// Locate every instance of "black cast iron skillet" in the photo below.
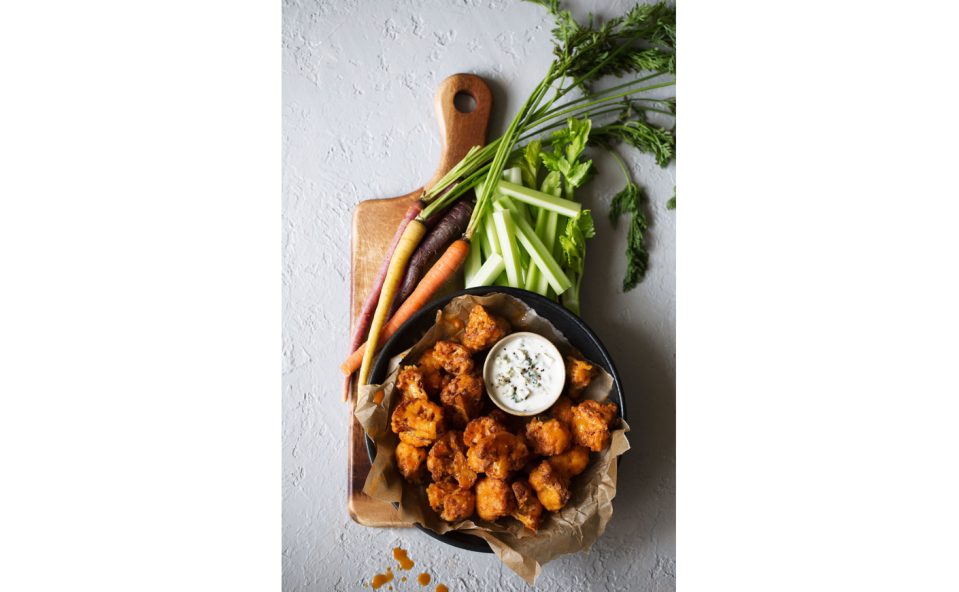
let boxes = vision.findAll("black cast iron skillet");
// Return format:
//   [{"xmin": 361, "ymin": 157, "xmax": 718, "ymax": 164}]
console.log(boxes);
[{"xmin": 366, "ymin": 286, "xmax": 627, "ymax": 553}]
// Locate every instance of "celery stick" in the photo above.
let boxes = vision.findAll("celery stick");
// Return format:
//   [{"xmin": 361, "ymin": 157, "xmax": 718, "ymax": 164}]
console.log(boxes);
[
  {"xmin": 492, "ymin": 210, "xmax": 524, "ymax": 288},
  {"xmin": 494, "ymin": 272, "xmax": 510, "ymax": 286},
  {"xmin": 496, "ymin": 180, "xmax": 581, "ymax": 218},
  {"xmin": 477, "ymin": 218, "xmax": 494, "ymax": 259},
  {"xmin": 483, "ymin": 210, "xmax": 502, "ymax": 256},
  {"xmin": 466, "ymin": 253, "xmax": 505, "ymax": 288},
  {"xmin": 532, "ymin": 184, "xmax": 563, "ymax": 295},
  {"xmin": 492, "ymin": 198, "xmax": 572, "ymax": 294},
  {"xmin": 464, "ymin": 234, "xmax": 483, "ymax": 287},
  {"xmin": 502, "ymin": 168, "xmax": 533, "ymax": 225}
]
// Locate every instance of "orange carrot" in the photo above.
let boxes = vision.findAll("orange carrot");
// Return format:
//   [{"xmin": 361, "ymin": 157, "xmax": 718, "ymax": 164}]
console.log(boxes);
[{"xmin": 340, "ymin": 238, "xmax": 471, "ymax": 376}]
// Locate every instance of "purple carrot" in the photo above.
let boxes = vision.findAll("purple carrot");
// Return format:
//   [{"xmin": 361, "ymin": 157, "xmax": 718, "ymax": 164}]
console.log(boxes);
[
  {"xmin": 342, "ymin": 199, "xmax": 424, "ymax": 402},
  {"xmin": 387, "ymin": 197, "xmax": 475, "ymax": 320}
]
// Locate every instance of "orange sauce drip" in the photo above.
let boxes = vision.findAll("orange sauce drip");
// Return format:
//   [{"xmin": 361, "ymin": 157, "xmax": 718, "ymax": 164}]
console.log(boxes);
[
  {"xmin": 418, "ymin": 573, "xmax": 431, "ymax": 585},
  {"xmin": 374, "ymin": 390, "xmax": 385, "ymax": 405},
  {"xmin": 371, "ymin": 567, "xmax": 393, "ymax": 589},
  {"xmin": 436, "ymin": 585, "xmax": 448, "ymax": 592},
  {"xmin": 392, "ymin": 547, "xmax": 415, "ymax": 570},
  {"xmin": 401, "ymin": 577, "xmax": 406, "ymax": 582}
]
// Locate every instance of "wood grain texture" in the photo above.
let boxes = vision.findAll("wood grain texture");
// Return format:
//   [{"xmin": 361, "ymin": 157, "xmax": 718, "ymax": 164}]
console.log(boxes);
[{"xmin": 348, "ymin": 74, "xmax": 492, "ymax": 527}]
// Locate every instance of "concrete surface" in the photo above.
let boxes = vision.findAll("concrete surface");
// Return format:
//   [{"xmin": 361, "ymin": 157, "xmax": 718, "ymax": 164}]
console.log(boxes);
[{"xmin": 282, "ymin": 0, "xmax": 675, "ymax": 589}]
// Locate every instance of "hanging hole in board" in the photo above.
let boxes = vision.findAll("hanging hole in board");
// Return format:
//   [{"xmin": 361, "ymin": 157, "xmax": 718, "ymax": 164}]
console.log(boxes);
[{"xmin": 454, "ymin": 92, "xmax": 477, "ymax": 114}]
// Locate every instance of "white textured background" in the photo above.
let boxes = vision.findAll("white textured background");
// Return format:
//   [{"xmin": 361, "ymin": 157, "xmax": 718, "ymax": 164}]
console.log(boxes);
[{"xmin": 282, "ymin": 1, "xmax": 676, "ymax": 589}]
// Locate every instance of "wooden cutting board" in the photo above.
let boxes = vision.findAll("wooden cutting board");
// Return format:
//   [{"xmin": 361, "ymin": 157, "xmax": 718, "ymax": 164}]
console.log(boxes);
[{"xmin": 347, "ymin": 73, "xmax": 493, "ymax": 526}]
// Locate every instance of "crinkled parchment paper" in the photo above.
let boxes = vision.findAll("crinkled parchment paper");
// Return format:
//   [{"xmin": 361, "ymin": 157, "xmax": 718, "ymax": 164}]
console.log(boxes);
[{"xmin": 354, "ymin": 293, "xmax": 630, "ymax": 585}]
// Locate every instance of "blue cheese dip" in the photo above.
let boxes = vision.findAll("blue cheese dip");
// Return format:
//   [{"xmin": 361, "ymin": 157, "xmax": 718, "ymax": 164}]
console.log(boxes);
[{"xmin": 485, "ymin": 333, "xmax": 565, "ymax": 414}]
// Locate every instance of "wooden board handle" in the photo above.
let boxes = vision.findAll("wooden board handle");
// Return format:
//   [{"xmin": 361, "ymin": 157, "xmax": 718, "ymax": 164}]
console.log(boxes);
[{"xmin": 425, "ymin": 73, "xmax": 494, "ymax": 191}]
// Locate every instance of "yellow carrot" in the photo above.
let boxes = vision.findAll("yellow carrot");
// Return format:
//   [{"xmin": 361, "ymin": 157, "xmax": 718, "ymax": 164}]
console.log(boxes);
[{"xmin": 356, "ymin": 220, "xmax": 427, "ymax": 387}]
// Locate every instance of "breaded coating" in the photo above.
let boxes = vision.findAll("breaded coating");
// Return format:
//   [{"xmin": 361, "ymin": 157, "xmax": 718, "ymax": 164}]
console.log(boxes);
[
  {"xmin": 432, "ymin": 341, "xmax": 475, "ymax": 375},
  {"xmin": 391, "ymin": 397, "xmax": 445, "ymax": 447},
  {"xmin": 427, "ymin": 478, "xmax": 475, "ymax": 522},
  {"xmin": 463, "ymin": 415, "xmax": 508, "ymax": 448},
  {"xmin": 439, "ymin": 371, "xmax": 485, "ymax": 429},
  {"xmin": 565, "ymin": 357, "xmax": 599, "ymax": 399},
  {"xmin": 510, "ymin": 478, "xmax": 545, "ymax": 531},
  {"xmin": 548, "ymin": 396, "xmax": 574, "ymax": 426},
  {"xmin": 427, "ymin": 430, "xmax": 477, "ymax": 489},
  {"xmin": 474, "ymin": 476, "xmax": 516, "ymax": 522},
  {"xmin": 571, "ymin": 400, "xmax": 618, "ymax": 452},
  {"xmin": 528, "ymin": 460, "xmax": 570, "ymax": 512},
  {"xmin": 460, "ymin": 305, "xmax": 511, "ymax": 352},
  {"xmin": 416, "ymin": 348, "xmax": 448, "ymax": 398},
  {"xmin": 395, "ymin": 442, "xmax": 428, "ymax": 484},
  {"xmin": 548, "ymin": 444, "xmax": 590, "ymax": 479},
  {"xmin": 513, "ymin": 431, "xmax": 537, "ymax": 469},
  {"xmin": 395, "ymin": 365, "xmax": 429, "ymax": 401},
  {"xmin": 467, "ymin": 432, "xmax": 530, "ymax": 479},
  {"xmin": 525, "ymin": 417, "xmax": 572, "ymax": 457}
]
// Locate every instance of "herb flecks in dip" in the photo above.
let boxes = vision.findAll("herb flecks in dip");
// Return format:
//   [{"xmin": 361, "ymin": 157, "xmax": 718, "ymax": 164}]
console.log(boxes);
[{"xmin": 489, "ymin": 335, "xmax": 562, "ymax": 412}]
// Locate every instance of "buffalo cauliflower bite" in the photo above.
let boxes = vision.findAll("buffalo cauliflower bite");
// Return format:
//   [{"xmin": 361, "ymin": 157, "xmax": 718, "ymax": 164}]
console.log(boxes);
[
  {"xmin": 463, "ymin": 415, "xmax": 509, "ymax": 448},
  {"xmin": 525, "ymin": 417, "xmax": 572, "ymax": 457},
  {"xmin": 395, "ymin": 442, "xmax": 428, "ymax": 484},
  {"xmin": 415, "ymin": 348, "xmax": 449, "ymax": 397},
  {"xmin": 427, "ymin": 430, "xmax": 477, "ymax": 489},
  {"xmin": 390, "ymin": 397, "xmax": 445, "ymax": 447},
  {"xmin": 510, "ymin": 478, "xmax": 545, "ymax": 531},
  {"xmin": 547, "ymin": 444, "xmax": 590, "ymax": 479},
  {"xmin": 427, "ymin": 478, "xmax": 475, "ymax": 522},
  {"xmin": 528, "ymin": 460, "xmax": 570, "ymax": 512},
  {"xmin": 565, "ymin": 356, "xmax": 598, "ymax": 399},
  {"xmin": 474, "ymin": 476, "xmax": 517, "ymax": 522},
  {"xmin": 439, "ymin": 371, "xmax": 485, "ymax": 429},
  {"xmin": 432, "ymin": 340, "xmax": 475, "ymax": 375},
  {"xmin": 466, "ymin": 432, "xmax": 530, "ymax": 479},
  {"xmin": 548, "ymin": 396, "xmax": 575, "ymax": 426},
  {"xmin": 460, "ymin": 305, "xmax": 511, "ymax": 352},
  {"xmin": 570, "ymin": 399, "xmax": 618, "ymax": 452},
  {"xmin": 395, "ymin": 365, "xmax": 429, "ymax": 401}
]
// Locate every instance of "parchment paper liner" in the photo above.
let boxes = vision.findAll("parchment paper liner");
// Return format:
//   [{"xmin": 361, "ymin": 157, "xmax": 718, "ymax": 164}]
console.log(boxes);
[{"xmin": 355, "ymin": 293, "xmax": 630, "ymax": 585}]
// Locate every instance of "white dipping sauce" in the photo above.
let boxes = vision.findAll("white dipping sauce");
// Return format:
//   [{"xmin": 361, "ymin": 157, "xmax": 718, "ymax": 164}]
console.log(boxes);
[{"xmin": 487, "ymin": 335, "xmax": 564, "ymax": 413}]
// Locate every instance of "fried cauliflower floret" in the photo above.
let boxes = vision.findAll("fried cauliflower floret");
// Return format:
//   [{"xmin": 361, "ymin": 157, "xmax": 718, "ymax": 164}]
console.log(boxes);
[
  {"xmin": 426, "ymin": 478, "xmax": 475, "ymax": 522},
  {"xmin": 528, "ymin": 460, "xmax": 570, "ymax": 512},
  {"xmin": 548, "ymin": 396, "xmax": 574, "ymax": 426},
  {"xmin": 525, "ymin": 417, "xmax": 572, "ymax": 457},
  {"xmin": 565, "ymin": 356, "xmax": 599, "ymax": 399},
  {"xmin": 467, "ymin": 432, "xmax": 530, "ymax": 479},
  {"xmin": 432, "ymin": 340, "xmax": 475, "ymax": 375},
  {"xmin": 390, "ymin": 398, "xmax": 445, "ymax": 447},
  {"xmin": 460, "ymin": 305, "xmax": 511, "ymax": 352},
  {"xmin": 474, "ymin": 476, "xmax": 516, "ymax": 522},
  {"xmin": 395, "ymin": 442, "xmax": 428, "ymax": 484},
  {"xmin": 439, "ymin": 372, "xmax": 485, "ymax": 429},
  {"xmin": 427, "ymin": 430, "xmax": 477, "ymax": 489},
  {"xmin": 415, "ymin": 348, "xmax": 448, "ymax": 398},
  {"xmin": 510, "ymin": 478, "xmax": 545, "ymax": 531},
  {"xmin": 395, "ymin": 365, "xmax": 429, "ymax": 401},
  {"xmin": 463, "ymin": 415, "xmax": 509, "ymax": 448},
  {"xmin": 548, "ymin": 444, "xmax": 590, "ymax": 479},
  {"xmin": 571, "ymin": 399, "xmax": 618, "ymax": 452}
]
